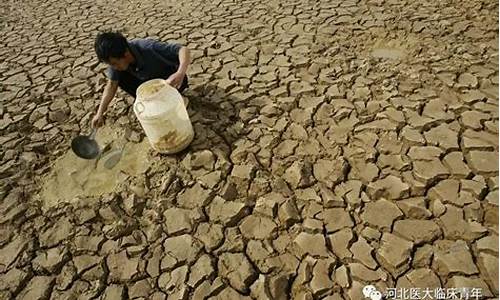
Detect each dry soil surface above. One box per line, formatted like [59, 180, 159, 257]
[0, 0, 499, 299]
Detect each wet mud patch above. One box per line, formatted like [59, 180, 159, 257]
[39, 126, 151, 209]
[369, 37, 419, 60]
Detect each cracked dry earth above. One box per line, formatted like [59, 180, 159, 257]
[0, 0, 499, 299]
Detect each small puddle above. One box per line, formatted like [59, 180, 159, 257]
[371, 39, 408, 60]
[40, 126, 151, 209]
[371, 47, 406, 60]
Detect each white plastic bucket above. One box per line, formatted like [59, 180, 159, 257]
[133, 79, 194, 154]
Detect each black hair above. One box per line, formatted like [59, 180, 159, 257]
[94, 31, 129, 63]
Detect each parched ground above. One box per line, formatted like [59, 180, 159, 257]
[0, 0, 499, 299]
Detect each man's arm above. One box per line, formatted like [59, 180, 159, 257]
[177, 46, 191, 75]
[165, 46, 191, 89]
[92, 80, 118, 128]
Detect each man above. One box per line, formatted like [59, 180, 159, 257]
[91, 31, 191, 128]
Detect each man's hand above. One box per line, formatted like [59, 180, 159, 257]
[92, 80, 118, 128]
[91, 113, 104, 128]
[165, 71, 185, 89]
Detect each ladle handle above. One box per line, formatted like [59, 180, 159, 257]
[89, 128, 97, 139]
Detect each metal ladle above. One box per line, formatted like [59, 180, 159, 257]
[71, 128, 100, 159]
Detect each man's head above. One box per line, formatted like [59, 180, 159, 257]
[94, 31, 134, 71]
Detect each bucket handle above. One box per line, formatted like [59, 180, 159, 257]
[134, 101, 146, 115]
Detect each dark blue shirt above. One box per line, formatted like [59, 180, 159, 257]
[106, 38, 182, 82]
